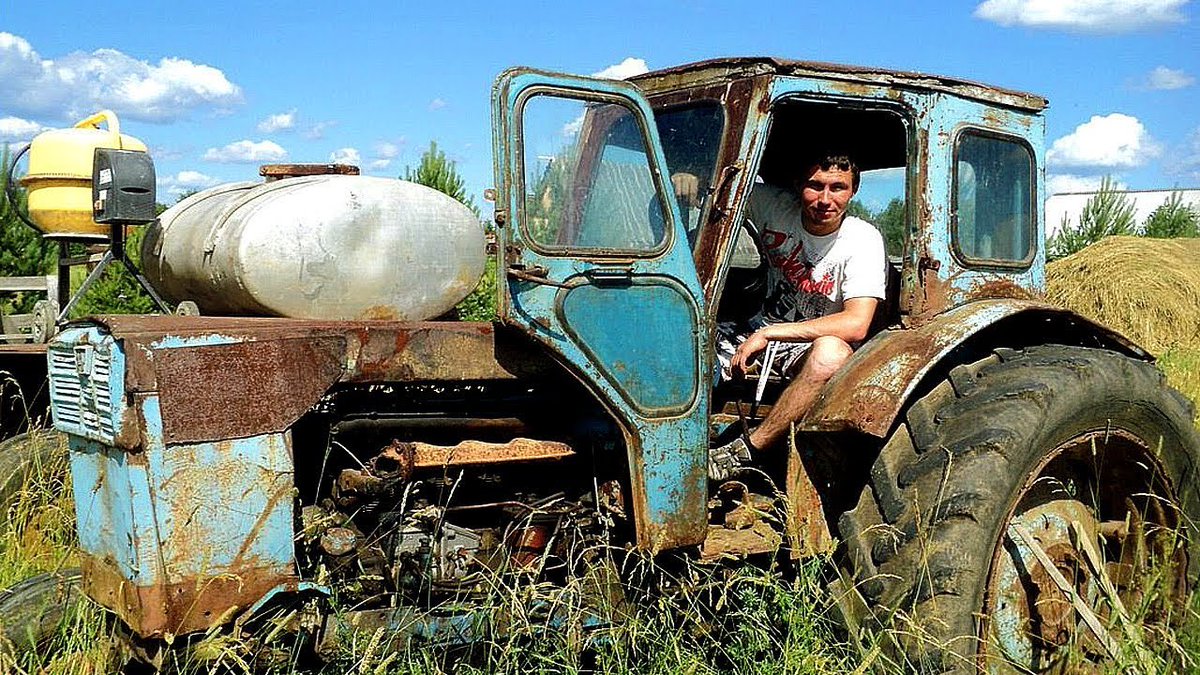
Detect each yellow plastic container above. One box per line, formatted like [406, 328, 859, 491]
[20, 110, 148, 238]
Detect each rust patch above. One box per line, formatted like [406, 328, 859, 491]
[804, 300, 1047, 437]
[153, 337, 345, 445]
[827, 79, 875, 97]
[699, 521, 781, 561]
[969, 278, 1037, 302]
[983, 108, 1012, 127]
[357, 305, 402, 321]
[82, 554, 295, 638]
[400, 437, 575, 468]
[785, 442, 834, 557]
[259, 163, 359, 179]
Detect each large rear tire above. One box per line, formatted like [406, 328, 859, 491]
[837, 345, 1200, 673]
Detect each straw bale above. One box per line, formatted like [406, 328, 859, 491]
[1046, 236, 1200, 353]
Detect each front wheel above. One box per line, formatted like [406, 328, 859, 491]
[0, 568, 83, 656]
[837, 345, 1200, 673]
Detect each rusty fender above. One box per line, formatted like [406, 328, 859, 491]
[801, 300, 1148, 438]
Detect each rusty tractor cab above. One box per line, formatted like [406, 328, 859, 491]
[29, 58, 1200, 674]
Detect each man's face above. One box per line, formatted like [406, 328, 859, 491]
[795, 164, 857, 235]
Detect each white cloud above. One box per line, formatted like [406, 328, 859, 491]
[375, 141, 400, 159]
[0, 32, 242, 122]
[0, 116, 46, 142]
[1168, 127, 1200, 182]
[329, 147, 360, 165]
[303, 121, 335, 140]
[149, 145, 185, 161]
[592, 57, 649, 80]
[561, 116, 585, 138]
[1046, 173, 1127, 194]
[1047, 113, 1160, 170]
[974, 0, 1188, 32]
[368, 159, 392, 171]
[428, 98, 447, 111]
[1144, 66, 1195, 90]
[257, 109, 296, 133]
[158, 170, 221, 197]
[202, 139, 287, 163]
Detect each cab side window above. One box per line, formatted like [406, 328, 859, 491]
[953, 132, 1035, 265]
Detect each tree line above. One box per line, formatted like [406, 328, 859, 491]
[1049, 177, 1199, 260]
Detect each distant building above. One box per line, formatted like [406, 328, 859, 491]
[1046, 188, 1200, 236]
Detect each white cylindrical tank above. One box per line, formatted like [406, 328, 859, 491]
[142, 175, 486, 321]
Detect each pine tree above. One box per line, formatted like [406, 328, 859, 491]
[403, 141, 479, 216]
[1048, 176, 1136, 259]
[1143, 191, 1199, 239]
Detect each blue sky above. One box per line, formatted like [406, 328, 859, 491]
[3, 0, 1197, 206]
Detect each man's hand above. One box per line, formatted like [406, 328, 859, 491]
[671, 172, 702, 208]
[730, 330, 769, 379]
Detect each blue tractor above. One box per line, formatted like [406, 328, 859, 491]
[24, 59, 1200, 673]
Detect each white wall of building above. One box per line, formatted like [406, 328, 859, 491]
[1046, 189, 1200, 237]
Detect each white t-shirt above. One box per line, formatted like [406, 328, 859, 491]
[746, 184, 887, 325]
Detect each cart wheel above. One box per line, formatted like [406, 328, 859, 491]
[29, 300, 58, 344]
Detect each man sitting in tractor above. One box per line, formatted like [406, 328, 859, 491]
[676, 154, 887, 481]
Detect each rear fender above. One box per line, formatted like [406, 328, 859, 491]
[801, 299, 1148, 438]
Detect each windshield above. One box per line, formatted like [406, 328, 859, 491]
[653, 102, 726, 248]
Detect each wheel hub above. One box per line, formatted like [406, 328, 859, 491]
[988, 499, 1101, 671]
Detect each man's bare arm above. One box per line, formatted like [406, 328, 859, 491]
[761, 297, 877, 343]
[730, 297, 878, 376]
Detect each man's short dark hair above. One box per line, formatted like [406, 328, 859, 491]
[800, 154, 860, 191]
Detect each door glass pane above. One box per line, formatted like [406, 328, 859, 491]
[521, 94, 669, 253]
[654, 102, 725, 248]
[954, 133, 1034, 263]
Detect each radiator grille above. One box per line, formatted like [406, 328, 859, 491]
[48, 340, 118, 443]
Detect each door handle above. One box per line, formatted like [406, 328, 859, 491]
[585, 265, 633, 285]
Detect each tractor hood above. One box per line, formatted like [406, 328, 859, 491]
[50, 316, 548, 449]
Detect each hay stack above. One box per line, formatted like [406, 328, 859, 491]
[1046, 236, 1200, 354]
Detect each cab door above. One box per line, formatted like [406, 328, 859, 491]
[492, 69, 708, 551]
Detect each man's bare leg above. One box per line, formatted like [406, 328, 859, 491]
[747, 335, 853, 451]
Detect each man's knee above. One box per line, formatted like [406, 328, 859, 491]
[803, 336, 853, 382]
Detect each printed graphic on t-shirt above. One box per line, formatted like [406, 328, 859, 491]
[761, 228, 835, 323]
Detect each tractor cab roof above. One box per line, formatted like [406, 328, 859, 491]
[631, 56, 1048, 113]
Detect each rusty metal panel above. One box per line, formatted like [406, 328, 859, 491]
[61, 317, 550, 446]
[632, 57, 1048, 112]
[154, 336, 344, 445]
[785, 443, 834, 557]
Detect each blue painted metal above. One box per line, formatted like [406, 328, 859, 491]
[52, 322, 298, 638]
[149, 333, 246, 349]
[493, 69, 709, 551]
[558, 278, 699, 415]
